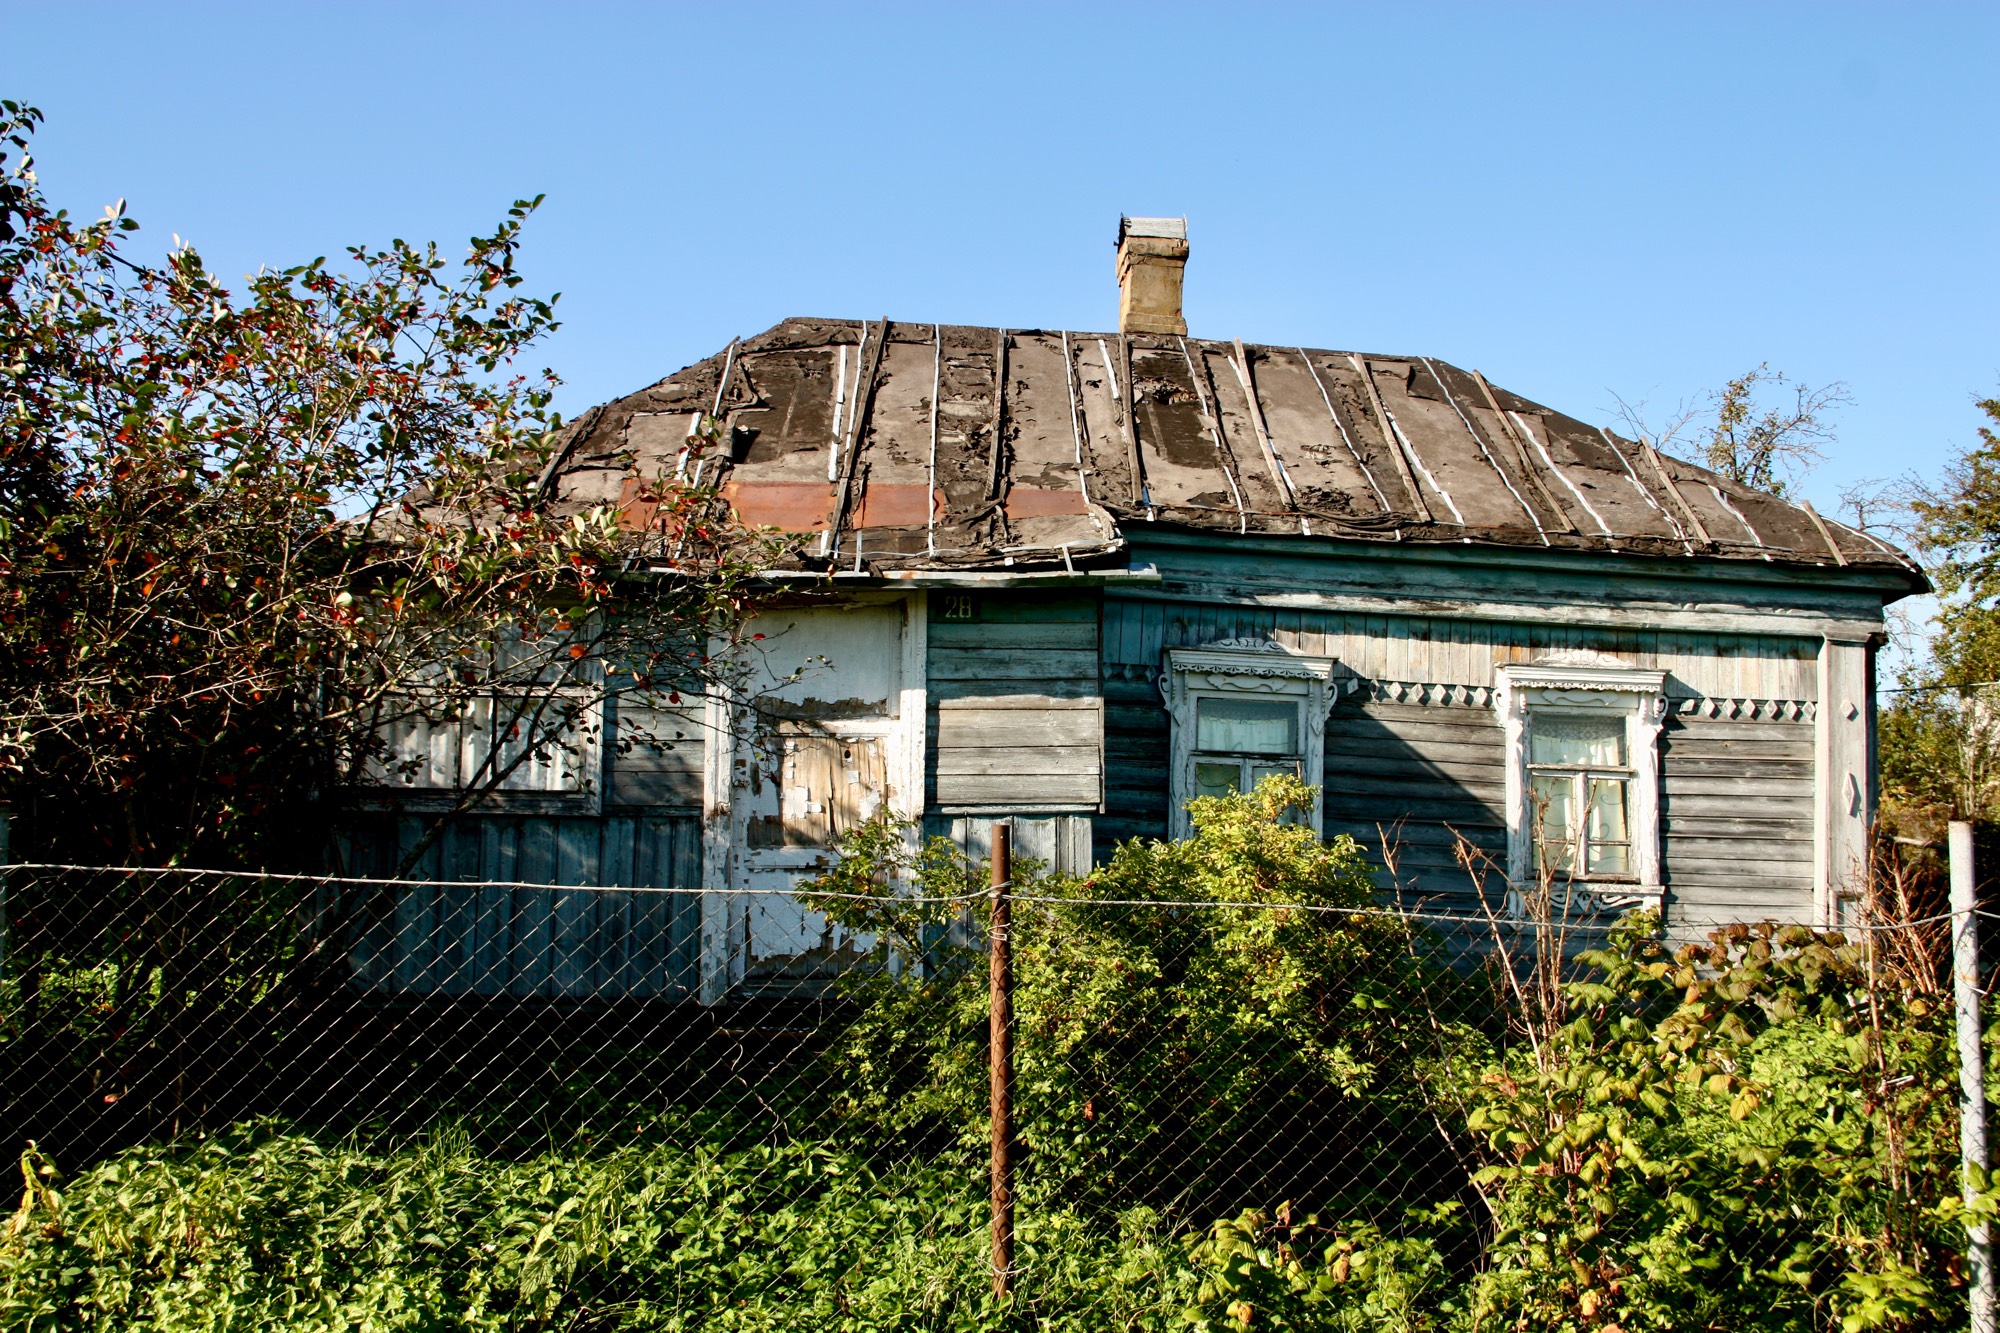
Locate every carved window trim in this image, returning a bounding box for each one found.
[1163,642,1336,839]
[1492,661,1667,913]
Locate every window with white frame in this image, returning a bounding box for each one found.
[1493,658,1665,909]
[367,691,603,807]
[360,633,607,812]
[1528,712,1634,879]
[1163,641,1335,838]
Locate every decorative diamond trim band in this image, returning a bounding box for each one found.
[1347,678,1815,722]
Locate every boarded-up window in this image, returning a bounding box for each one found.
[749,733,886,848]
[929,594,1103,812]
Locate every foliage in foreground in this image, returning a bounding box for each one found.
[3,1123,1462,1333]
[803,777,1473,1225]
[0,784,1984,1331]
[1458,917,1965,1333]
[805,781,1976,1332]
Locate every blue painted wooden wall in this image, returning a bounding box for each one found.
[340,813,702,997]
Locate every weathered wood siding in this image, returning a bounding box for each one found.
[607,698,704,809]
[1321,700,1506,911]
[929,592,1102,812]
[1102,597,1820,700]
[341,813,703,996]
[1101,593,1822,920]
[1660,717,1816,925]
[926,814,1095,876]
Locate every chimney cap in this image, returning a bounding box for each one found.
[1118,216,1187,244]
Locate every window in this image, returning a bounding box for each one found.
[360,627,610,812]
[1528,712,1633,879]
[1493,658,1666,909]
[1193,696,1302,799]
[1164,641,1335,838]
[364,690,604,813]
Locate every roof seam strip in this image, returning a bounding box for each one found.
[1348,354,1433,522]
[1422,357,1545,544]
[827,342,848,484]
[1297,348,1392,515]
[1706,482,1768,557]
[1799,500,1850,567]
[985,329,1008,503]
[926,323,941,556]
[1596,425,1694,554]
[1232,340,1301,514]
[827,317,890,559]
[1098,336,1143,510]
[1639,440,1714,545]
[1472,370,1576,535]
[1182,339,1249,534]
[1059,332,1106,537]
[1122,335,1150,513]
[1506,412,1610,536]
[1388,411,1464,524]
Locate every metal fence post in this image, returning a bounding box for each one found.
[989,821,1014,1302]
[1952,819,1997,1333]
[0,803,10,979]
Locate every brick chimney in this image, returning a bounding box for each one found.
[1115,216,1188,336]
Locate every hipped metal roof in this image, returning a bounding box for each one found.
[539,317,1919,584]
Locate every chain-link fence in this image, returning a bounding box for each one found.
[0,833,1982,1331]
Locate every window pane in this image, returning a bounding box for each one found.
[488,697,577,792]
[1586,777,1632,876]
[1248,761,1299,788]
[1587,840,1632,878]
[1196,697,1298,755]
[1531,772,1578,874]
[1530,712,1626,767]
[1195,761,1243,799]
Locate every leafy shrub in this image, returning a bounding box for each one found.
[3,782,1982,1331]
[804,777,1482,1228]
[1,1123,1211,1332]
[1457,916,1963,1332]
[1178,1204,1460,1333]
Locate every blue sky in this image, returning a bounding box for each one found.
[5,2,1996,529]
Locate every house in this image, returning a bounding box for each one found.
[347,218,1923,1000]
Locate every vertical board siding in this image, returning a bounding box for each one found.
[1099,681,1171,856]
[1660,717,1816,926]
[1101,597,1819,700]
[341,814,702,997]
[929,592,1103,810]
[927,815,1094,877]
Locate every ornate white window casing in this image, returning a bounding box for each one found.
[1163,640,1336,838]
[1492,658,1667,913]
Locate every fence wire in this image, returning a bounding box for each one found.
[0,859,1980,1331]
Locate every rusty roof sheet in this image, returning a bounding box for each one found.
[542,317,1919,583]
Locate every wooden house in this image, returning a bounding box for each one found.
[351,218,1923,999]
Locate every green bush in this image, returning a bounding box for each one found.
[2,1123,1210,1332]
[804,776,1481,1226]
[1455,916,1964,1332]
